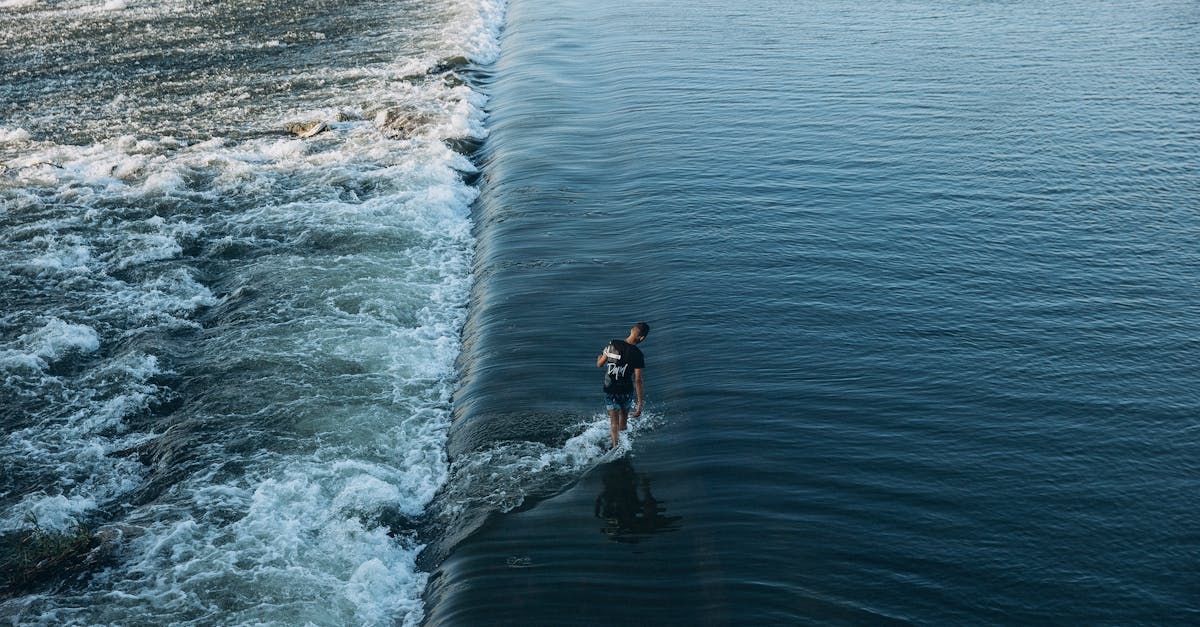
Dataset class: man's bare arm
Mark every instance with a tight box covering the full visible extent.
[632,368,644,417]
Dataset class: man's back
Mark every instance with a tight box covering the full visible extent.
[602,339,644,394]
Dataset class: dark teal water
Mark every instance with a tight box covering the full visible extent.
[429,0,1200,624]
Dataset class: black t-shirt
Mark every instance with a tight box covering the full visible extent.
[602,339,645,394]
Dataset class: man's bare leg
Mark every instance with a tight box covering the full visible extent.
[609,407,632,449]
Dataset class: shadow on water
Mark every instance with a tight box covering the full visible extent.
[418,451,695,626]
[593,457,682,544]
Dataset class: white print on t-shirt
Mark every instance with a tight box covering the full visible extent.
[607,362,628,379]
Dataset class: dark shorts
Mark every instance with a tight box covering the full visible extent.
[604,392,634,412]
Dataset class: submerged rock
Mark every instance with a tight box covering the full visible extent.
[285,120,329,138]
[374,109,439,139]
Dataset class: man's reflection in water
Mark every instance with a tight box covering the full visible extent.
[593,457,682,542]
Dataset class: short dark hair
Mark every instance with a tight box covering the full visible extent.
[633,322,650,337]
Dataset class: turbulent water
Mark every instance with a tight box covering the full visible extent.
[1,0,505,624]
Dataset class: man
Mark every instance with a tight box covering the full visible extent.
[596,322,649,449]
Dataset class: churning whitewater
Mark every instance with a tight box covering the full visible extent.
[1,0,503,624]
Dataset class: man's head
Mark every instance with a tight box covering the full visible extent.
[630,322,650,344]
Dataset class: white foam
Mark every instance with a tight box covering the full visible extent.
[0,494,96,533]
[0,352,160,533]
[434,411,664,524]
[67,455,434,625]
[19,238,94,277]
[442,0,508,66]
[139,169,184,195]
[1,318,101,372]
[0,126,32,142]
[138,268,218,314]
[260,138,308,161]
[112,232,183,269]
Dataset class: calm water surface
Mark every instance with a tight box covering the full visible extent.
[428,0,1199,624]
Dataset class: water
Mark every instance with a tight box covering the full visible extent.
[3,0,1199,624]
[427,0,1199,624]
[1,0,502,624]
